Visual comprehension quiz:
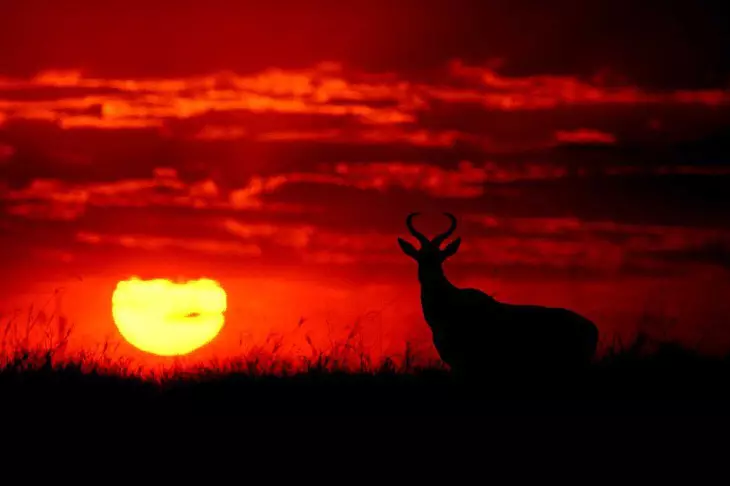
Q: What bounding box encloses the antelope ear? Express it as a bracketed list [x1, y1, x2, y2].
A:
[440, 237, 461, 259]
[397, 238, 419, 259]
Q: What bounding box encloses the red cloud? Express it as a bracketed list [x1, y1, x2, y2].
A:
[0, 142, 14, 160]
[225, 160, 570, 206]
[2, 169, 220, 221]
[554, 129, 617, 144]
[447, 60, 730, 109]
[1, 61, 727, 141]
[223, 219, 315, 249]
[6, 201, 85, 221]
[75, 231, 262, 256]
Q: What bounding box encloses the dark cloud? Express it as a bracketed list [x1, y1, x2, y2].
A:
[473, 174, 730, 228]
[642, 241, 730, 272]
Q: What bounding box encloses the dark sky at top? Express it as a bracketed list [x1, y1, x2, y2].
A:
[0, 0, 728, 89]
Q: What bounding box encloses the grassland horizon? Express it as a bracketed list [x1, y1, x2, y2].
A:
[3, 301, 730, 417]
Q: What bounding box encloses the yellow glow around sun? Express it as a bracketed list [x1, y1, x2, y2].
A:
[112, 277, 227, 356]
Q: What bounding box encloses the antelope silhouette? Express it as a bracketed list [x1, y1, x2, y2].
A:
[398, 212, 599, 379]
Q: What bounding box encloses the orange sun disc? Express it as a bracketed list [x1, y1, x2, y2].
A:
[112, 277, 227, 356]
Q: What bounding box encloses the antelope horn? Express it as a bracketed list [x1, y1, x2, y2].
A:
[431, 212, 457, 247]
[405, 213, 430, 246]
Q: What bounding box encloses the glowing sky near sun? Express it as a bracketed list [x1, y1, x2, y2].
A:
[1, 0, 730, 363]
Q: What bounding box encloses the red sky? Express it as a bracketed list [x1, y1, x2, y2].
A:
[1, 0, 730, 366]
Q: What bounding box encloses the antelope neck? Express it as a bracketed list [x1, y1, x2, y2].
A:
[418, 263, 456, 293]
[417, 263, 458, 334]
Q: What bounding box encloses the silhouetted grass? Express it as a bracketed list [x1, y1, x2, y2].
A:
[3, 341, 730, 417]
[2, 304, 730, 417]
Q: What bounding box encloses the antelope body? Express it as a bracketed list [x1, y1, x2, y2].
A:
[398, 213, 599, 378]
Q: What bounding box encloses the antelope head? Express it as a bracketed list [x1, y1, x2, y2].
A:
[397, 213, 461, 284]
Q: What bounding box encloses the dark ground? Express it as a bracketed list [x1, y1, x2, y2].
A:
[2, 336, 730, 418]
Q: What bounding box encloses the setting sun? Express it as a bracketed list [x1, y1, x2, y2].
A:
[111, 277, 227, 356]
